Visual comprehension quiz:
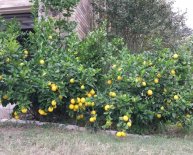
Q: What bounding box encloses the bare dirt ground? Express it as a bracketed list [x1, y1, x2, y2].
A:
[1, 124, 193, 155]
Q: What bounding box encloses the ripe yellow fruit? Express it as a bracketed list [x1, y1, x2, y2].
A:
[186, 114, 191, 118]
[118, 68, 122, 71]
[80, 102, 84, 107]
[91, 102, 95, 107]
[80, 97, 86, 103]
[142, 82, 146, 87]
[112, 64, 117, 69]
[14, 115, 19, 120]
[48, 106, 54, 112]
[89, 117, 96, 123]
[170, 70, 176, 76]
[70, 99, 76, 104]
[77, 97, 81, 103]
[90, 89, 95, 96]
[117, 76, 123, 81]
[87, 93, 92, 97]
[174, 95, 179, 100]
[91, 110, 96, 115]
[116, 132, 122, 137]
[69, 104, 74, 110]
[157, 73, 161, 78]
[21, 108, 27, 114]
[14, 111, 18, 116]
[48, 81, 52, 86]
[104, 105, 110, 111]
[121, 131, 126, 137]
[48, 35, 53, 40]
[24, 50, 29, 55]
[0, 75, 3, 80]
[127, 122, 132, 127]
[80, 85, 85, 90]
[3, 95, 8, 100]
[173, 54, 179, 59]
[154, 78, 159, 84]
[176, 122, 182, 128]
[70, 78, 75, 84]
[51, 84, 58, 92]
[156, 114, 162, 119]
[38, 109, 45, 115]
[107, 80, 112, 85]
[53, 105, 57, 109]
[123, 115, 129, 122]
[51, 100, 57, 106]
[147, 90, 153, 96]
[6, 58, 10, 63]
[59, 95, 63, 100]
[74, 105, 79, 111]
[160, 106, 164, 111]
[39, 59, 45, 65]
[109, 92, 116, 97]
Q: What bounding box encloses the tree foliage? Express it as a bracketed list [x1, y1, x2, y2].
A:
[92, 0, 192, 52]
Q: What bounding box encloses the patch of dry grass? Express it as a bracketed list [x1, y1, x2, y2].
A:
[1, 124, 193, 155]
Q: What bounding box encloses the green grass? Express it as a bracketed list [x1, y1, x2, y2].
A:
[1, 123, 193, 155]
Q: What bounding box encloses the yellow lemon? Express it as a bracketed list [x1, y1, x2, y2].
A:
[48, 35, 53, 40]
[109, 92, 116, 97]
[24, 50, 29, 55]
[39, 59, 45, 65]
[80, 85, 85, 90]
[3, 95, 8, 100]
[127, 122, 132, 127]
[77, 97, 81, 103]
[157, 73, 161, 78]
[70, 99, 76, 104]
[87, 93, 92, 97]
[69, 104, 74, 110]
[186, 114, 191, 118]
[91, 110, 96, 115]
[48, 106, 54, 112]
[0, 75, 3, 80]
[116, 132, 122, 137]
[90, 89, 95, 96]
[51, 84, 58, 92]
[70, 78, 75, 84]
[104, 105, 110, 111]
[21, 108, 27, 114]
[107, 80, 112, 85]
[154, 78, 159, 84]
[14, 111, 18, 116]
[51, 100, 57, 106]
[59, 95, 63, 100]
[121, 131, 126, 137]
[147, 90, 153, 96]
[112, 64, 117, 69]
[123, 115, 129, 122]
[170, 70, 176, 76]
[48, 81, 52, 86]
[14, 115, 19, 120]
[160, 106, 164, 111]
[142, 82, 146, 87]
[117, 76, 123, 81]
[176, 122, 182, 128]
[91, 102, 95, 107]
[38, 109, 45, 115]
[173, 54, 179, 59]
[73, 105, 79, 111]
[89, 117, 96, 123]
[80, 97, 86, 103]
[174, 95, 179, 100]
[156, 114, 162, 119]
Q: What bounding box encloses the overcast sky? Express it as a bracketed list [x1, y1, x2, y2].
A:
[173, 0, 193, 28]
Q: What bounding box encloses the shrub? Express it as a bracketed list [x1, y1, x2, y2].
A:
[0, 17, 193, 135]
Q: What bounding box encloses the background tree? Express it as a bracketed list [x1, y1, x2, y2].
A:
[92, 0, 192, 52]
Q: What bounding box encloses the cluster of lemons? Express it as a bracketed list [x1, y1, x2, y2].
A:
[68, 89, 97, 123]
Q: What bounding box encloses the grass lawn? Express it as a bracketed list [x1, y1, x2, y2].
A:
[1, 124, 193, 155]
